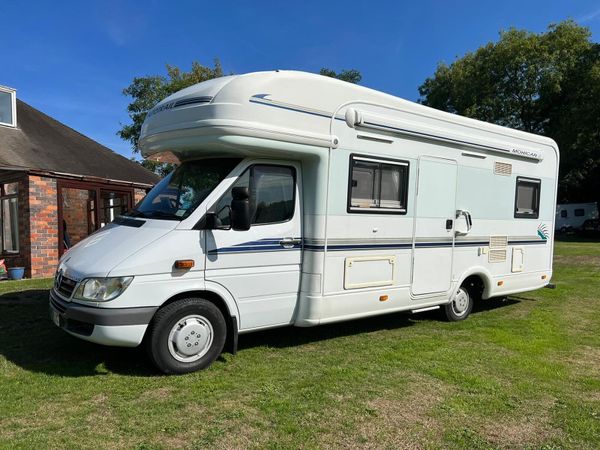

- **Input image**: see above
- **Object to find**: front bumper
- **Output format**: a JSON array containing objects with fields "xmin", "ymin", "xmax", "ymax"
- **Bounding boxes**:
[{"xmin": 49, "ymin": 290, "xmax": 158, "ymax": 347}]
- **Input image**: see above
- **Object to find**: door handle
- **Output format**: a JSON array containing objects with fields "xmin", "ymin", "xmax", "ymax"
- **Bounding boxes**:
[
  {"xmin": 279, "ymin": 238, "xmax": 301, "ymax": 248},
  {"xmin": 455, "ymin": 210, "xmax": 473, "ymax": 235}
]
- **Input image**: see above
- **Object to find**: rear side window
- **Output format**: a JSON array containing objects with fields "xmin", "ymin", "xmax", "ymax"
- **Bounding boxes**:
[
  {"xmin": 213, "ymin": 164, "xmax": 295, "ymax": 227},
  {"xmin": 574, "ymin": 208, "xmax": 585, "ymax": 217},
  {"xmin": 514, "ymin": 177, "xmax": 541, "ymax": 219},
  {"xmin": 348, "ymin": 155, "xmax": 409, "ymax": 214}
]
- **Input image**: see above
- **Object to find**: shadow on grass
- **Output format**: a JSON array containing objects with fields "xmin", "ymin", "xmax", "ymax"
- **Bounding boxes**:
[
  {"xmin": 0, "ymin": 289, "xmax": 156, "ymax": 377},
  {"xmin": 554, "ymin": 234, "xmax": 600, "ymax": 243},
  {"xmin": 239, "ymin": 295, "xmax": 520, "ymax": 350},
  {"xmin": 0, "ymin": 289, "xmax": 520, "ymax": 377}
]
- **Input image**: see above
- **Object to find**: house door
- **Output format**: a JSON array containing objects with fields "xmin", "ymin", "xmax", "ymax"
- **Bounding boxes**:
[
  {"xmin": 411, "ymin": 157, "xmax": 457, "ymax": 296},
  {"xmin": 58, "ymin": 182, "xmax": 133, "ymax": 255}
]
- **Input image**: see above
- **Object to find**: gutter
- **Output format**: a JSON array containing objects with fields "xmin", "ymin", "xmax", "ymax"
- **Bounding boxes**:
[{"xmin": 0, "ymin": 165, "xmax": 156, "ymax": 189}]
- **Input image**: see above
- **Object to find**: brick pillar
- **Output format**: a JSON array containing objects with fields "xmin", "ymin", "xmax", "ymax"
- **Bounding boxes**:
[{"xmin": 28, "ymin": 175, "xmax": 59, "ymax": 278}]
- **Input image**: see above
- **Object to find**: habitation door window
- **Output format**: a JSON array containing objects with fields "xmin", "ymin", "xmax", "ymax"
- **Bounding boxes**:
[
  {"xmin": 0, "ymin": 182, "xmax": 19, "ymax": 253},
  {"xmin": 514, "ymin": 177, "xmax": 541, "ymax": 219},
  {"xmin": 348, "ymin": 155, "xmax": 409, "ymax": 213}
]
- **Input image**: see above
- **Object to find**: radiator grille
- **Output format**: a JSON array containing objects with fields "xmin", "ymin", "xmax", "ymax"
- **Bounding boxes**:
[
  {"xmin": 489, "ymin": 235, "xmax": 508, "ymax": 263},
  {"xmin": 55, "ymin": 275, "xmax": 77, "ymax": 298},
  {"xmin": 489, "ymin": 235, "xmax": 508, "ymax": 249},
  {"xmin": 494, "ymin": 161, "xmax": 512, "ymax": 176}
]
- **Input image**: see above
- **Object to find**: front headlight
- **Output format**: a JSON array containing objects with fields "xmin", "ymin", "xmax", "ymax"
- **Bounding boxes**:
[{"xmin": 74, "ymin": 277, "xmax": 134, "ymax": 302}]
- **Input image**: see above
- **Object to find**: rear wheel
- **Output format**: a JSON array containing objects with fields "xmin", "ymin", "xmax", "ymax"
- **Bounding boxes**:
[
  {"xmin": 444, "ymin": 285, "xmax": 473, "ymax": 321},
  {"xmin": 146, "ymin": 298, "xmax": 226, "ymax": 374}
]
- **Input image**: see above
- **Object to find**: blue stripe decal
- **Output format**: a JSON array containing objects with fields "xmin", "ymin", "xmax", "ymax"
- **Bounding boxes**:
[
  {"xmin": 209, "ymin": 238, "xmax": 546, "ymax": 254},
  {"xmin": 249, "ymin": 99, "xmax": 332, "ymax": 119},
  {"xmin": 508, "ymin": 240, "xmax": 548, "ymax": 246},
  {"xmin": 249, "ymin": 95, "xmax": 346, "ymax": 121}
]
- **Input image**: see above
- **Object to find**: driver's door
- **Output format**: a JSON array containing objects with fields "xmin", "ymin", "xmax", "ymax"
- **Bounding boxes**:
[{"xmin": 204, "ymin": 162, "xmax": 302, "ymax": 330}]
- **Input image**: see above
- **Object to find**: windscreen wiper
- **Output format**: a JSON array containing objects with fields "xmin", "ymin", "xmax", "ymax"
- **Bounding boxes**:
[{"xmin": 146, "ymin": 210, "xmax": 181, "ymax": 220}]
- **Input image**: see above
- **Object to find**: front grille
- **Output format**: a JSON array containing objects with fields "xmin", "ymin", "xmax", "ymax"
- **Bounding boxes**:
[
  {"xmin": 50, "ymin": 295, "xmax": 66, "ymax": 313},
  {"xmin": 65, "ymin": 318, "xmax": 94, "ymax": 336},
  {"xmin": 55, "ymin": 275, "xmax": 77, "ymax": 298}
]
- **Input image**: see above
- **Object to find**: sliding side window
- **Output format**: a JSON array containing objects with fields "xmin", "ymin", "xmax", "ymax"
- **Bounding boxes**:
[
  {"xmin": 514, "ymin": 177, "xmax": 541, "ymax": 219},
  {"xmin": 348, "ymin": 155, "xmax": 409, "ymax": 214}
]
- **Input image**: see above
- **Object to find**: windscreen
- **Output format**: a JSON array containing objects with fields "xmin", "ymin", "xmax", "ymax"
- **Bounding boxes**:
[{"xmin": 129, "ymin": 158, "xmax": 241, "ymax": 220}]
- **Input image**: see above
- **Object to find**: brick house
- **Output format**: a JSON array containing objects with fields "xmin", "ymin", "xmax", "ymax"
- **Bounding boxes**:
[{"xmin": 0, "ymin": 85, "xmax": 159, "ymax": 278}]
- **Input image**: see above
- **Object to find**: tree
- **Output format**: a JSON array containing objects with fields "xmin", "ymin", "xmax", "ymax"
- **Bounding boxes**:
[
  {"xmin": 118, "ymin": 60, "xmax": 224, "ymax": 175},
  {"xmin": 418, "ymin": 21, "xmax": 600, "ymax": 203},
  {"xmin": 119, "ymin": 60, "xmax": 223, "ymax": 152},
  {"xmin": 319, "ymin": 68, "xmax": 362, "ymax": 84}
]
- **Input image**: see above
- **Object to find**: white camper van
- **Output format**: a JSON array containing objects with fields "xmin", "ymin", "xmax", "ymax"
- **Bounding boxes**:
[
  {"xmin": 50, "ymin": 71, "xmax": 559, "ymax": 374},
  {"xmin": 555, "ymin": 202, "xmax": 598, "ymax": 232}
]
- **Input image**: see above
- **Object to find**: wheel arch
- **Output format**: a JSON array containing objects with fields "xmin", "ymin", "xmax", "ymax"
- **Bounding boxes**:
[
  {"xmin": 455, "ymin": 267, "xmax": 493, "ymax": 300},
  {"xmin": 149, "ymin": 283, "xmax": 240, "ymax": 354}
]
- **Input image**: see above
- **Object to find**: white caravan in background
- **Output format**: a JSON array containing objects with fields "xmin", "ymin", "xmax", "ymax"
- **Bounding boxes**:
[
  {"xmin": 555, "ymin": 202, "xmax": 598, "ymax": 232},
  {"xmin": 50, "ymin": 71, "xmax": 559, "ymax": 374}
]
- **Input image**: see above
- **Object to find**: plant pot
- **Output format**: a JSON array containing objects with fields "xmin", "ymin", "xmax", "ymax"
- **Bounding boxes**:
[{"xmin": 8, "ymin": 267, "xmax": 25, "ymax": 280}]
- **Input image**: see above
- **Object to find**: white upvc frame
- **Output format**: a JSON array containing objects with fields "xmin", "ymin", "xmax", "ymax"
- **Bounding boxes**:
[{"xmin": 0, "ymin": 85, "xmax": 17, "ymax": 128}]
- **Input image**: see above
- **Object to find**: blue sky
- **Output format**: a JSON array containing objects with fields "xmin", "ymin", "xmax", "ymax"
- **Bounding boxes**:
[{"xmin": 2, "ymin": 1, "xmax": 600, "ymax": 159}]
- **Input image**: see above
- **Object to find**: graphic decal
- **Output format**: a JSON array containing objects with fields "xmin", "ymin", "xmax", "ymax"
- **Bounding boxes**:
[{"xmin": 537, "ymin": 223, "xmax": 549, "ymax": 240}]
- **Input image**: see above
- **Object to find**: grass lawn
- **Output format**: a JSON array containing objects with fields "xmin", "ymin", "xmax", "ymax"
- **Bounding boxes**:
[{"xmin": 0, "ymin": 241, "xmax": 599, "ymax": 449}]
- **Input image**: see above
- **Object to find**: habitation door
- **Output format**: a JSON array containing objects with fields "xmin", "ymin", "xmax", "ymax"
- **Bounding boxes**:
[
  {"xmin": 411, "ymin": 157, "xmax": 457, "ymax": 296},
  {"xmin": 204, "ymin": 162, "xmax": 302, "ymax": 330}
]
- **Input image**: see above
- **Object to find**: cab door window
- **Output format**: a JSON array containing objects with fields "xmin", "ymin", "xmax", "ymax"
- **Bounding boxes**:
[{"xmin": 213, "ymin": 164, "xmax": 296, "ymax": 227}]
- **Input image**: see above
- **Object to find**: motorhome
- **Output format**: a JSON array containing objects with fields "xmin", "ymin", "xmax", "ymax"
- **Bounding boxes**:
[
  {"xmin": 50, "ymin": 71, "xmax": 559, "ymax": 374},
  {"xmin": 555, "ymin": 202, "xmax": 598, "ymax": 232}
]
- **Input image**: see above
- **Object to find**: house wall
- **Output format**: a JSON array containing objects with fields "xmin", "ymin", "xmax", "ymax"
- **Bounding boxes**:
[
  {"xmin": 0, "ymin": 173, "xmax": 152, "ymax": 279},
  {"xmin": 28, "ymin": 175, "xmax": 59, "ymax": 278}
]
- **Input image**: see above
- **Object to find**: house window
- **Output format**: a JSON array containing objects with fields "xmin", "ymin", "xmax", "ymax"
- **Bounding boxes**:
[
  {"xmin": 348, "ymin": 155, "xmax": 409, "ymax": 214},
  {"xmin": 574, "ymin": 209, "xmax": 585, "ymax": 217},
  {"xmin": 0, "ymin": 87, "xmax": 16, "ymax": 127},
  {"xmin": 1, "ymin": 182, "xmax": 19, "ymax": 253},
  {"xmin": 514, "ymin": 177, "xmax": 541, "ymax": 219}
]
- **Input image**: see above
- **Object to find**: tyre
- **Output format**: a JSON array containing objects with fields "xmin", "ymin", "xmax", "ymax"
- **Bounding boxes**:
[
  {"xmin": 444, "ymin": 285, "xmax": 474, "ymax": 321},
  {"xmin": 146, "ymin": 298, "xmax": 227, "ymax": 374}
]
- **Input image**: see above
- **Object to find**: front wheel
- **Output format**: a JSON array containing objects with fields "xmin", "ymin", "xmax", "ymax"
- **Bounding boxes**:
[
  {"xmin": 444, "ymin": 286, "xmax": 473, "ymax": 321},
  {"xmin": 146, "ymin": 298, "xmax": 227, "ymax": 374}
]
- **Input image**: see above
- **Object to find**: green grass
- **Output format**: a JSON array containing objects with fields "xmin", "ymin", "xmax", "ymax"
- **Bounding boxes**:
[{"xmin": 1, "ymin": 241, "xmax": 599, "ymax": 449}]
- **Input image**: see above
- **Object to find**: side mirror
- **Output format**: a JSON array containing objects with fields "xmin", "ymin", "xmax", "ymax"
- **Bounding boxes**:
[{"xmin": 231, "ymin": 187, "xmax": 251, "ymax": 231}]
